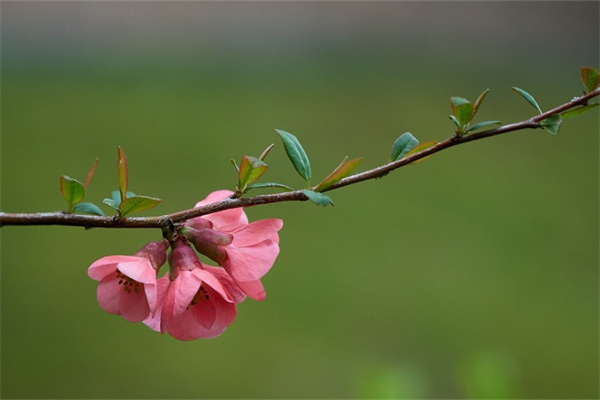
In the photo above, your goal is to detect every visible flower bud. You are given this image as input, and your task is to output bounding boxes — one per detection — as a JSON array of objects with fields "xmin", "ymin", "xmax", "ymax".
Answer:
[
  {"xmin": 168, "ymin": 239, "xmax": 201, "ymax": 276},
  {"xmin": 134, "ymin": 239, "xmax": 169, "ymax": 271},
  {"xmin": 180, "ymin": 226, "xmax": 232, "ymax": 264}
]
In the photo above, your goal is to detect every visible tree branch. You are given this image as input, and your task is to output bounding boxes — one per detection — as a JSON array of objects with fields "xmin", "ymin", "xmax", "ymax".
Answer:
[{"xmin": 1, "ymin": 88, "xmax": 598, "ymax": 229}]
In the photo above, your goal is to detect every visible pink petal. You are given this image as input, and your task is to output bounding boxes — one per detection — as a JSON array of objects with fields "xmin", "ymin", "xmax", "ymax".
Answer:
[
  {"xmin": 234, "ymin": 279, "xmax": 266, "ymax": 301},
  {"xmin": 88, "ymin": 255, "xmax": 139, "ymax": 281},
  {"xmin": 167, "ymin": 291, "xmax": 237, "ymax": 340},
  {"xmin": 118, "ymin": 290, "xmax": 150, "ymax": 322},
  {"xmin": 200, "ymin": 292, "xmax": 238, "ymax": 338},
  {"xmin": 191, "ymin": 268, "xmax": 234, "ymax": 303},
  {"xmin": 143, "ymin": 276, "xmax": 170, "ymax": 332},
  {"xmin": 231, "ymin": 219, "xmax": 283, "ymax": 247},
  {"xmin": 117, "ymin": 259, "xmax": 157, "ymax": 284},
  {"xmin": 203, "ymin": 265, "xmax": 247, "ymax": 304},
  {"xmin": 169, "ymin": 270, "xmax": 203, "ymax": 318},
  {"xmin": 96, "ymin": 275, "xmax": 122, "ymax": 314},
  {"xmin": 167, "ymin": 299, "xmax": 217, "ymax": 340},
  {"xmin": 223, "ymin": 239, "xmax": 280, "ymax": 282},
  {"xmin": 194, "ymin": 190, "xmax": 248, "ymax": 232}
]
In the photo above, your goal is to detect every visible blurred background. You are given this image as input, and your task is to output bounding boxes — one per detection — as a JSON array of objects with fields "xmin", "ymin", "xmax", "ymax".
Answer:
[{"xmin": 1, "ymin": 2, "xmax": 598, "ymax": 398}]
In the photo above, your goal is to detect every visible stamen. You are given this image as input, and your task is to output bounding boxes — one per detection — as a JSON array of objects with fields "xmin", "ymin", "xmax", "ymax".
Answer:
[
  {"xmin": 115, "ymin": 269, "xmax": 143, "ymax": 295},
  {"xmin": 186, "ymin": 285, "xmax": 210, "ymax": 309}
]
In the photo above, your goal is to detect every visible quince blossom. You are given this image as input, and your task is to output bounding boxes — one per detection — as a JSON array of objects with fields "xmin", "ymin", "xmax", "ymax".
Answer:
[
  {"xmin": 87, "ymin": 239, "xmax": 168, "ymax": 322},
  {"xmin": 184, "ymin": 190, "xmax": 283, "ymax": 300},
  {"xmin": 144, "ymin": 240, "xmax": 243, "ymax": 340}
]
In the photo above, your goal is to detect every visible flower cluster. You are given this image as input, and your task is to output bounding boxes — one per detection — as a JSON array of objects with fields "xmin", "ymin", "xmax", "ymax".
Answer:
[{"xmin": 87, "ymin": 190, "xmax": 283, "ymax": 340}]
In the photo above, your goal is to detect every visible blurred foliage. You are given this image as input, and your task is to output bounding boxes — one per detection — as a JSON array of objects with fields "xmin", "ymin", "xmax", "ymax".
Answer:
[{"xmin": 1, "ymin": 2, "xmax": 598, "ymax": 399}]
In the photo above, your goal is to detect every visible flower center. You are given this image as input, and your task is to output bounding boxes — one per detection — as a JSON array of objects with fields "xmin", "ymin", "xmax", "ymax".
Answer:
[
  {"xmin": 116, "ymin": 270, "xmax": 142, "ymax": 294},
  {"xmin": 188, "ymin": 285, "xmax": 210, "ymax": 309}
]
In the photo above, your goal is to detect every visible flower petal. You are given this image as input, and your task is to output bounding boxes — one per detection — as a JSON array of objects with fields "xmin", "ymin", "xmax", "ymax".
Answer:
[
  {"xmin": 88, "ymin": 255, "xmax": 138, "ymax": 281},
  {"xmin": 169, "ymin": 270, "xmax": 203, "ymax": 318},
  {"xmin": 143, "ymin": 275, "xmax": 170, "ymax": 332},
  {"xmin": 203, "ymin": 265, "xmax": 247, "ymax": 304},
  {"xmin": 231, "ymin": 219, "xmax": 283, "ymax": 247},
  {"xmin": 118, "ymin": 289, "xmax": 150, "ymax": 322},
  {"xmin": 223, "ymin": 239, "xmax": 280, "ymax": 282},
  {"xmin": 117, "ymin": 259, "xmax": 157, "ymax": 284},
  {"xmin": 233, "ymin": 279, "xmax": 266, "ymax": 301},
  {"xmin": 191, "ymin": 268, "xmax": 234, "ymax": 303},
  {"xmin": 194, "ymin": 190, "xmax": 248, "ymax": 232},
  {"xmin": 96, "ymin": 274, "xmax": 123, "ymax": 314}
]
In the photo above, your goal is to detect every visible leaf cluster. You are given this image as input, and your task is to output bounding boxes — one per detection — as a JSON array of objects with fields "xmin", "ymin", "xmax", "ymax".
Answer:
[
  {"xmin": 59, "ymin": 147, "xmax": 162, "ymax": 219},
  {"xmin": 449, "ymin": 89, "xmax": 501, "ymax": 136}
]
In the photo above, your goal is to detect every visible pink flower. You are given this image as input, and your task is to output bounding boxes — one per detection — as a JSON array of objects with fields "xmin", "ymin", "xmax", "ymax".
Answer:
[
  {"xmin": 144, "ymin": 240, "xmax": 242, "ymax": 340},
  {"xmin": 184, "ymin": 190, "xmax": 283, "ymax": 300},
  {"xmin": 87, "ymin": 239, "xmax": 168, "ymax": 322}
]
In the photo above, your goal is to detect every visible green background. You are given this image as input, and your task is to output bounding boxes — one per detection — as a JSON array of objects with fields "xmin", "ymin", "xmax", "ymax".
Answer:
[{"xmin": 1, "ymin": 2, "xmax": 598, "ymax": 398}]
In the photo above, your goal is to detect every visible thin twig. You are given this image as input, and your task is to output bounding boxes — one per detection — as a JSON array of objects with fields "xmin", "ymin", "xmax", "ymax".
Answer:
[{"xmin": 1, "ymin": 88, "xmax": 598, "ymax": 229}]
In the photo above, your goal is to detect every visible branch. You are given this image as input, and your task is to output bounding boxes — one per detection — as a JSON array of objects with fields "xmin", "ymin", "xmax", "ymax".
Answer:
[{"xmin": 1, "ymin": 88, "xmax": 598, "ymax": 229}]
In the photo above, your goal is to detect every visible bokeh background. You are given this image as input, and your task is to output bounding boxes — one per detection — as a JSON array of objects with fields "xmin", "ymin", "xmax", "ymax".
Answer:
[{"xmin": 1, "ymin": 2, "xmax": 598, "ymax": 398}]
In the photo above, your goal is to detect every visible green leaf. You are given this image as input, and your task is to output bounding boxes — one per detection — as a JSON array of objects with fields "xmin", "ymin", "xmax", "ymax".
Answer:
[
  {"xmin": 104, "ymin": 190, "xmax": 136, "ymax": 212},
  {"xmin": 472, "ymin": 88, "xmax": 490, "ymax": 119},
  {"xmin": 402, "ymin": 140, "xmax": 438, "ymax": 164},
  {"xmin": 73, "ymin": 202, "xmax": 105, "ymax": 216},
  {"xmin": 245, "ymin": 182, "xmax": 295, "ymax": 191},
  {"xmin": 540, "ymin": 114, "xmax": 562, "ymax": 135},
  {"xmin": 229, "ymin": 159, "xmax": 240, "ymax": 172},
  {"xmin": 83, "ymin": 157, "xmax": 99, "ymax": 190},
  {"xmin": 390, "ymin": 132, "xmax": 419, "ymax": 162},
  {"xmin": 450, "ymin": 97, "xmax": 474, "ymax": 126},
  {"xmin": 561, "ymin": 103, "xmax": 599, "ymax": 119},
  {"xmin": 581, "ymin": 67, "xmax": 600, "ymax": 93},
  {"xmin": 466, "ymin": 120, "xmax": 502, "ymax": 133},
  {"xmin": 259, "ymin": 143, "xmax": 275, "ymax": 161},
  {"xmin": 275, "ymin": 129, "xmax": 312, "ymax": 184},
  {"xmin": 238, "ymin": 156, "xmax": 268, "ymax": 190},
  {"xmin": 110, "ymin": 190, "xmax": 135, "ymax": 203},
  {"xmin": 117, "ymin": 146, "xmax": 129, "ymax": 201},
  {"xmin": 119, "ymin": 195, "xmax": 162, "ymax": 218},
  {"xmin": 313, "ymin": 157, "xmax": 363, "ymax": 192},
  {"xmin": 449, "ymin": 115, "xmax": 460, "ymax": 128},
  {"xmin": 302, "ymin": 189, "xmax": 334, "ymax": 206},
  {"xmin": 511, "ymin": 87, "xmax": 542, "ymax": 114},
  {"xmin": 102, "ymin": 198, "xmax": 120, "ymax": 211},
  {"xmin": 60, "ymin": 175, "xmax": 85, "ymax": 211}
]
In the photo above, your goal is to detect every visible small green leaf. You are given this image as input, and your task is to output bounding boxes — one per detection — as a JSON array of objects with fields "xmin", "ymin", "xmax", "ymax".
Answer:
[
  {"xmin": 581, "ymin": 67, "xmax": 599, "ymax": 93},
  {"xmin": 561, "ymin": 103, "xmax": 599, "ymax": 119},
  {"xmin": 313, "ymin": 157, "xmax": 363, "ymax": 192},
  {"xmin": 245, "ymin": 182, "xmax": 295, "ymax": 192},
  {"xmin": 302, "ymin": 189, "xmax": 334, "ymax": 207},
  {"xmin": 450, "ymin": 97, "xmax": 474, "ymax": 127},
  {"xmin": 402, "ymin": 140, "xmax": 438, "ymax": 164},
  {"xmin": 83, "ymin": 157, "xmax": 99, "ymax": 190},
  {"xmin": 275, "ymin": 129, "xmax": 312, "ymax": 184},
  {"xmin": 238, "ymin": 155, "xmax": 268, "ymax": 191},
  {"xmin": 229, "ymin": 159, "xmax": 240, "ymax": 172},
  {"xmin": 117, "ymin": 146, "xmax": 129, "ymax": 201},
  {"xmin": 109, "ymin": 190, "xmax": 134, "ymax": 204},
  {"xmin": 511, "ymin": 87, "xmax": 542, "ymax": 114},
  {"xmin": 449, "ymin": 115, "xmax": 460, "ymax": 128},
  {"xmin": 472, "ymin": 88, "xmax": 490, "ymax": 119},
  {"xmin": 104, "ymin": 190, "xmax": 136, "ymax": 213},
  {"xmin": 102, "ymin": 198, "xmax": 120, "ymax": 211},
  {"xmin": 390, "ymin": 132, "xmax": 419, "ymax": 162},
  {"xmin": 119, "ymin": 195, "xmax": 162, "ymax": 218},
  {"xmin": 73, "ymin": 202, "xmax": 105, "ymax": 216},
  {"xmin": 60, "ymin": 175, "xmax": 85, "ymax": 211},
  {"xmin": 466, "ymin": 120, "xmax": 502, "ymax": 133},
  {"xmin": 259, "ymin": 143, "xmax": 275, "ymax": 161},
  {"xmin": 540, "ymin": 114, "xmax": 562, "ymax": 135}
]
